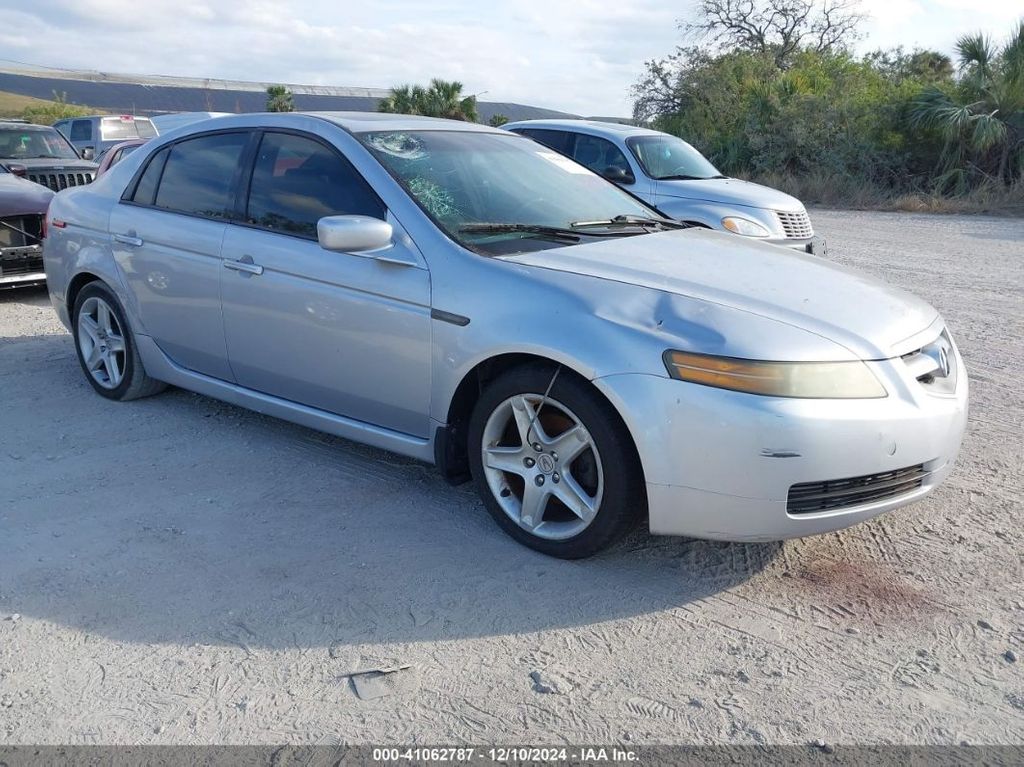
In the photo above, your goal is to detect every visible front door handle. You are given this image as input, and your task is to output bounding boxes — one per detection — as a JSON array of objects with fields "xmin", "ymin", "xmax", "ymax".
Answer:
[
  {"xmin": 113, "ymin": 233, "xmax": 143, "ymax": 247},
  {"xmin": 223, "ymin": 258, "xmax": 264, "ymax": 276}
]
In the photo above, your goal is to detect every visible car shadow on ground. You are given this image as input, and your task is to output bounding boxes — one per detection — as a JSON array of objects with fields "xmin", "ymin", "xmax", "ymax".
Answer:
[{"xmin": 0, "ymin": 331, "xmax": 783, "ymax": 650}]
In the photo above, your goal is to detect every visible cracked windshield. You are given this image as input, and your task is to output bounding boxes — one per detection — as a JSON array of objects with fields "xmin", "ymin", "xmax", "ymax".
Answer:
[{"xmin": 361, "ymin": 130, "xmax": 665, "ymax": 254}]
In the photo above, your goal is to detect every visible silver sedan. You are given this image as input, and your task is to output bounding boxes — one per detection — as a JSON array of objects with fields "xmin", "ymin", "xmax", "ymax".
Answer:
[{"xmin": 42, "ymin": 112, "xmax": 968, "ymax": 558}]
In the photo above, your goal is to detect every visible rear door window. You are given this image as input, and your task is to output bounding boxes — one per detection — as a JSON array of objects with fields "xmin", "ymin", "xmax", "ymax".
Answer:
[
  {"xmin": 69, "ymin": 120, "xmax": 92, "ymax": 141},
  {"xmin": 244, "ymin": 131, "xmax": 385, "ymax": 238},
  {"xmin": 153, "ymin": 132, "xmax": 249, "ymax": 218},
  {"xmin": 130, "ymin": 147, "xmax": 169, "ymax": 205},
  {"xmin": 516, "ymin": 128, "xmax": 575, "ymax": 155},
  {"xmin": 571, "ymin": 134, "xmax": 631, "ymax": 176}
]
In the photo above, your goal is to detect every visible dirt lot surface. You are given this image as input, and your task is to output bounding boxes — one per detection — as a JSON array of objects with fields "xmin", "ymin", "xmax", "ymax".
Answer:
[{"xmin": 0, "ymin": 210, "xmax": 1022, "ymax": 746}]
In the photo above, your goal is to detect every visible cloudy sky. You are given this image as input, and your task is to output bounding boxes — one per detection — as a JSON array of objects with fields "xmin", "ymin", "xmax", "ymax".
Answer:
[{"xmin": 0, "ymin": 0, "xmax": 1020, "ymax": 116}]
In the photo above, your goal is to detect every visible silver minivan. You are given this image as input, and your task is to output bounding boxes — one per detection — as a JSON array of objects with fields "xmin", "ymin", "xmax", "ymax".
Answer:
[
  {"xmin": 505, "ymin": 120, "xmax": 819, "ymax": 253},
  {"xmin": 54, "ymin": 114, "xmax": 158, "ymax": 161}
]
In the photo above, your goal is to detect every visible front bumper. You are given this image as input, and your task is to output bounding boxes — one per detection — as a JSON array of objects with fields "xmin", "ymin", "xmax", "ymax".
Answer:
[
  {"xmin": 595, "ymin": 350, "xmax": 968, "ymax": 541},
  {"xmin": 766, "ymin": 235, "xmax": 824, "ymax": 255},
  {"xmin": 0, "ymin": 245, "xmax": 46, "ymax": 289}
]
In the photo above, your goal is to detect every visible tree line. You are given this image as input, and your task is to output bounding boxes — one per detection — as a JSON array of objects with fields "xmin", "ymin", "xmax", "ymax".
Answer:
[{"xmin": 632, "ymin": 0, "xmax": 1024, "ymax": 201}]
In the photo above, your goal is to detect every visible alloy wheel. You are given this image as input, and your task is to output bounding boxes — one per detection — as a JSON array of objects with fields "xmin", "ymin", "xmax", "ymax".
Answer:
[
  {"xmin": 77, "ymin": 296, "xmax": 126, "ymax": 389},
  {"xmin": 480, "ymin": 393, "xmax": 604, "ymax": 541}
]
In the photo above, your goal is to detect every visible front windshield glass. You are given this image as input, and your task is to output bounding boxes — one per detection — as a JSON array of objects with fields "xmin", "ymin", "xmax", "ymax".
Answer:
[
  {"xmin": 626, "ymin": 135, "xmax": 721, "ymax": 181},
  {"xmin": 360, "ymin": 130, "xmax": 663, "ymax": 254},
  {"xmin": 0, "ymin": 127, "xmax": 81, "ymax": 160}
]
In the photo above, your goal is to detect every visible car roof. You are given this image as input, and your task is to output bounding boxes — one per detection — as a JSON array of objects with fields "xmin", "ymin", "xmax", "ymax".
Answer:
[
  {"xmin": 308, "ymin": 111, "xmax": 506, "ymax": 134},
  {"xmin": 0, "ymin": 121, "xmax": 55, "ymax": 131},
  {"xmin": 55, "ymin": 114, "xmax": 155, "ymax": 121},
  {"xmin": 153, "ymin": 111, "xmax": 509, "ymax": 137},
  {"xmin": 142, "ymin": 111, "xmax": 518, "ymax": 146},
  {"xmin": 503, "ymin": 119, "xmax": 665, "ymax": 139}
]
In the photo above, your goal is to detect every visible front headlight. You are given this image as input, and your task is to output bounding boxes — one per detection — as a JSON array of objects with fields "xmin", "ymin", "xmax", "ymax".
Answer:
[
  {"xmin": 721, "ymin": 216, "xmax": 770, "ymax": 237},
  {"xmin": 663, "ymin": 351, "xmax": 887, "ymax": 399}
]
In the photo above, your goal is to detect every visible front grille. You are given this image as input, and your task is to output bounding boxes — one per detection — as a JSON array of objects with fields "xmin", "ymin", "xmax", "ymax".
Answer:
[
  {"xmin": 787, "ymin": 464, "xmax": 926, "ymax": 514},
  {"xmin": 901, "ymin": 330, "xmax": 958, "ymax": 395},
  {"xmin": 0, "ymin": 253, "xmax": 44, "ymax": 277},
  {"xmin": 775, "ymin": 210, "xmax": 814, "ymax": 239},
  {"xmin": 0, "ymin": 214, "xmax": 43, "ymax": 248},
  {"xmin": 27, "ymin": 171, "xmax": 94, "ymax": 192}
]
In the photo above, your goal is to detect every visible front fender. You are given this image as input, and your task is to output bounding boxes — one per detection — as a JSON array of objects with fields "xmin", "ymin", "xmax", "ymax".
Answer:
[
  {"xmin": 427, "ymin": 254, "xmax": 850, "ymax": 425},
  {"xmin": 656, "ymin": 198, "xmax": 786, "ymax": 240}
]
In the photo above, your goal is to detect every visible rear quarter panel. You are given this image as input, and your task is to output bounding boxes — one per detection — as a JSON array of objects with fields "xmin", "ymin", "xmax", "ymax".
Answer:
[{"xmin": 43, "ymin": 169, "xmax": 130, "ymax": 329}]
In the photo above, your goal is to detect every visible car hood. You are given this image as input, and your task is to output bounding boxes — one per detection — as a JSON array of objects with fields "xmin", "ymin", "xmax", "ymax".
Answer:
[
  {"xmin": 3, "ymin": 158, "xmax": 98, "ymax": 172},
  {"xmin": 656, "ymin": 177, "xmax": 802, "ymax": 212},
  {"xmin": 502, "ymin": 229, "xmax": 939, "ymax": 361},
  {"xmin": 0, "ymin": 175, "xmax": 54, "ymax": 215}
]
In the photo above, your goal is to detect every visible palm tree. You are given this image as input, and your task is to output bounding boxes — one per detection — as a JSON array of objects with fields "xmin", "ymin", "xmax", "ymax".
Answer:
[
  {"xmin": 423, "ymin": 79, "xmax": 479, "ymax": 122},
  {"xmin": 378, "ymin": 79, "xmax": 479, "ymax": 122},
  {"xmin": 265, "ymin": 85, "xmax": 295, "ymax": 113},
  {"xmin": 377, "ymin": 84, "xmax": 426, "ymax": 115},
  {"xmin": 911, "ymin": 21, "xmax": 1024, "ymax": 188}
]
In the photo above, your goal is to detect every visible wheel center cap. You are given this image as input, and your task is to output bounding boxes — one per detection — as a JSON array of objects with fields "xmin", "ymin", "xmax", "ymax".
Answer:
[{"xmin": 537, "ymin": 453, "xmax": 556, "ymax": 474}]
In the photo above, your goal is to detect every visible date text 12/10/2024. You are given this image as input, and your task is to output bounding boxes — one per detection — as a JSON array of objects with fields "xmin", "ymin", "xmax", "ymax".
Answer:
[{"xmin": 372, "ymin": 747, "xmax": 638, "ymax": 762}]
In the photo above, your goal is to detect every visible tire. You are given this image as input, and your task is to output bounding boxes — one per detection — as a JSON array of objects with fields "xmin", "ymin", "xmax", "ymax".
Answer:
[
  {"xmin": 72, "ymin": 281, "xmax": 166, "ymax": 401},
  {"xmin": 467, "ymin": 363, "xmax": 645, "ymax": 558}
]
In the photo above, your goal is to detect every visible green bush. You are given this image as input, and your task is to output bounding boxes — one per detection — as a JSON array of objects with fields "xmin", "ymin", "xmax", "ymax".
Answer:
[
  {"xmin": 636, "ymin": 48, "xmax": 950, "ymax": 194},
  {"xmin": 21, "ymin": 91, "xmax": 94, "ymax": 125},
  {"xmin": 633, "ymin": 19, "xmax": 1024, "ymax": 206}
]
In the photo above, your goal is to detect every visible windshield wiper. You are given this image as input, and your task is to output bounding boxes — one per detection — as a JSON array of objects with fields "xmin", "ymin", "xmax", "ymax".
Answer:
[
  {"xmin": 570, "ymin": 215, "xmax": 687, "ymax": 231},
  {"xmin": 657, "ymin": 173, "xmax": 728, "ymax": 181},
  {"xmin": 458, "ymin": 223, "xmax": 581, "ymax": 242}
]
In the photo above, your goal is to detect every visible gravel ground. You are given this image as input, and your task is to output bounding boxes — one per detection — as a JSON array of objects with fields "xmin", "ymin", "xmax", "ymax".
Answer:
[{"xmin": 0, "ymin": 210, "xmax": 1022, "ymax": 746}]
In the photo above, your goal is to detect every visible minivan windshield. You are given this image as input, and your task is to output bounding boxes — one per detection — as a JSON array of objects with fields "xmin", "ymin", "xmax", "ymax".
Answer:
[
  {"xmin": 360, "ymin": 130, "xmax": 672, "ymax": 255},
  {"xmin": 626, "ymin": 135, "xmax": 723, "ymax": 181},
  {"xmin": 0, "ymin": 126, "xmax": 81, "ymax": 160}
]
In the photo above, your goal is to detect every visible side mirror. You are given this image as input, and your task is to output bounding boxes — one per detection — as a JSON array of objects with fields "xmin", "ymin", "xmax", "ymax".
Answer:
[
  {"xmin": 602, "ymin": 165, "xmax": 635, "ymax": 185},
  {"xmin": 317, "ymin": 215, "xmax": 393, "ymax": 254},
  {"xmin": 81, "ymin": 147, "xmax": 95, "ymax": 161},
  {"xmin": 6, "ymin": 163, "xmax": 27, "ymax": 178}
]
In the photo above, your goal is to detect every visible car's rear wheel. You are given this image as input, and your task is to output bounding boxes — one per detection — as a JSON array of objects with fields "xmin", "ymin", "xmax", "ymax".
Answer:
[
  {"xmin": 468, "ymin": 364, "xmax": 644, "ymax": 558},
  {"xmin": 72, "ymin": 282, "xmax": 166, "ymax": 401}
]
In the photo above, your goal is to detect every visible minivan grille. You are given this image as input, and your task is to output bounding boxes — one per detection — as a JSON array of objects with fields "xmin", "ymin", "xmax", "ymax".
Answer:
[
  {"xmin": 775, "ymin": 210, "xmax": 814, "ymax": 239},
  {"xmin": 27, "ymin": 171, "xmax": 94, "ymax": 192},
  {"xmin": 787, "ymin": 464, "xmax": 926, "ymax": 514}
]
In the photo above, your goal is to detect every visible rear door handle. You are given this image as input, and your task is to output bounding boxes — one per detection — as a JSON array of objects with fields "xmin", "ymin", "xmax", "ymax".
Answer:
[
  {"xmin": 223, "ymin": 258, "xmax": 264, "ymax": 276},
  {"xmin": 113, "ymin": 233, "xmax": 143, "ymax": 247}
]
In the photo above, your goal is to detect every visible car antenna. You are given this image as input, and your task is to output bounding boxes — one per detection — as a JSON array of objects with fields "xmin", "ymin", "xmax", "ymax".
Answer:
[{"xmin": 527, "ymin": 365, "xmax": 562, "ymax": 447}]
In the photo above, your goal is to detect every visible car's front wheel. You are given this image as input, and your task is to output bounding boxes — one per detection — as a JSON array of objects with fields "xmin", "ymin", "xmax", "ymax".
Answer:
[
  {"xmin": 468, "ymin": 364, "xmax": 645, "ymax": 558},
  {"xmin": 72, "ymin": 281, "xmax": 166, "ymax": 401}
]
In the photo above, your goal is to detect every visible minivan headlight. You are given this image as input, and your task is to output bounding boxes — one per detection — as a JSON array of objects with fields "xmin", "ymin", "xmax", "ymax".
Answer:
[
  {"xmin": 721, "ymin": 217, "xmax": 770, "ymax": 237},
  {"xmin": 663, "ymin": 351, "xmax": 887, "ymax": 399}
]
